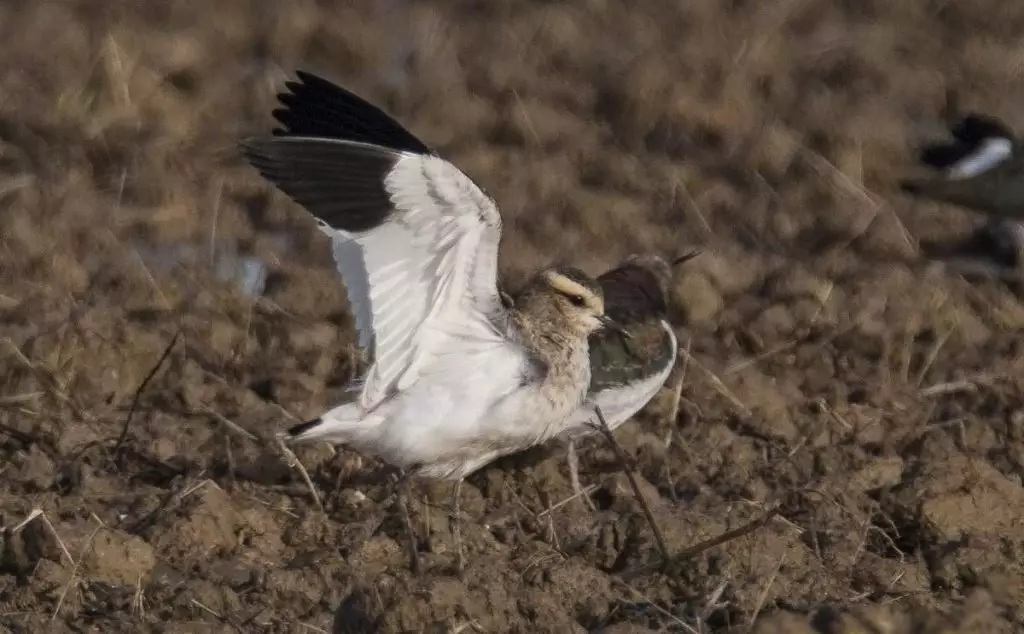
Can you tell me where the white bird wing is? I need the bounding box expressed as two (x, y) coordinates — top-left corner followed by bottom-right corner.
(948, 137), (1013, 179)
(242, 72), (507, 411)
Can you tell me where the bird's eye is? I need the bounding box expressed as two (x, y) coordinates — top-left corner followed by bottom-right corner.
(569, 295), (586, 307)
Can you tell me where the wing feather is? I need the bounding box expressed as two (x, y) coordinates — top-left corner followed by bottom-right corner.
(244, 71), (509, 410)
(328, 234), (373, 351)
(243, 136), (505, 410)
(271, 70), (432, 155)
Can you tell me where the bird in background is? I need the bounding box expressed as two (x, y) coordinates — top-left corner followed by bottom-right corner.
(900, 111), (1024, 267)
(557, 251), (698, 507)
(241, 70), (627, 574)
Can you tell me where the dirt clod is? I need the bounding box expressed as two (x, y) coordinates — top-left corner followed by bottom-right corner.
(83, 529), (156, 587)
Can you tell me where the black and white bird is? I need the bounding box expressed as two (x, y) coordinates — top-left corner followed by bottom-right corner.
(902, 113), (1016, 191)
(558, 252), (696, 503)
(241, 71), (627, 572)
(900, 112), (1024, 267)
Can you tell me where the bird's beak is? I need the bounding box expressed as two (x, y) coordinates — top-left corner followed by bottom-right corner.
(599, 314), (632, 338)
(671, 249), (701, 268)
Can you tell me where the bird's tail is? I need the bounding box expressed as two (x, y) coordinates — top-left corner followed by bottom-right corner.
(280, 401), (379, 445)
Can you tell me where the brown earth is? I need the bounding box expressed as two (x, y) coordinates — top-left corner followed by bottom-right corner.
(2, 1), (1024, 632)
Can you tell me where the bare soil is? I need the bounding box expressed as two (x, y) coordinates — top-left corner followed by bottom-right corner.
(2, 1), (1024, 632)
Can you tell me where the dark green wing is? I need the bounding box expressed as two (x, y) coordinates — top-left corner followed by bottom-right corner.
(588, 264), (675, 392)
(589, 318), (675, 391)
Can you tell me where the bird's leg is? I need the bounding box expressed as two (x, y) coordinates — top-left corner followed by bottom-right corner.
(450, 478), (465, 576)
(587, 405), (670, 565)
(566, 440), (596, 511)
(393, 469), (420, 575)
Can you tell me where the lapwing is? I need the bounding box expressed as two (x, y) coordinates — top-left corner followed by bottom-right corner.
(559, 252), (696, 506)
(241, 71), (628, 574)
(900, 112), (1024, 267)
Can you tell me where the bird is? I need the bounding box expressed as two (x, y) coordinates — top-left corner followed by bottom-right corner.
(556, 251), (698, 508)
(899, 112), (1024, 216)
(900, 112), (1024, 267)
(240, 70), (627, 574)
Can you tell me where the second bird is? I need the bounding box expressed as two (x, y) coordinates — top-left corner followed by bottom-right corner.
(557, 252), (697, 505)
(900, 112), (1024, 220)
(900, 112), (1024, 267)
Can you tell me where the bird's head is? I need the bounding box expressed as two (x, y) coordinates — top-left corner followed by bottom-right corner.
(621, 250), (701, 294)
(517, 266), (626, 338)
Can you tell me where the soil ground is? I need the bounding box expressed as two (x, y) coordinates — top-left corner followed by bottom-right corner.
(2, 1), (1024, 632)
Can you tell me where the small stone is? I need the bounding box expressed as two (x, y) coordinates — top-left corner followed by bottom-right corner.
(206, 560), (253, 588)
(753, 304), (796, 338)
(848, 456), (904, 492)
(751, 610), (816, 634)
(12, 446), (55, 491)
(83, 529), (156, 586)
(767, 267), (833, 304)
(149, 438), (178, 462)
(292, 441), (336, 471)
(672, 271), (724, 324)
(347, 535), (402, 576)
(337, 489), (369, 510)
(155, 483), (239, 564)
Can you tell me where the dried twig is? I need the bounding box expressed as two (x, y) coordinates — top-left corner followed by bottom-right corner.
(537, 483), (601, 518)
(190, 598), (223, 619)
(587, 406), (670, 565)
(275, 437), (323, 512)
(202, 405), (258, 441)
(131, 573), (146, 618)
(748, 553), (786, 626)
(113, 330), (181, 463)
(680, 350), (751, 416)
(52, 515), (105, 621)
(914, 327), (953, 387)
(920, 373), (1000, 397)
(612, 577), (699, 633)
(8, 509), (76, 567)
(623, 504), (782, 580)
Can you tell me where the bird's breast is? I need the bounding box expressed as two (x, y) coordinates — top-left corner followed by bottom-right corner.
(536, 344), (591, 412)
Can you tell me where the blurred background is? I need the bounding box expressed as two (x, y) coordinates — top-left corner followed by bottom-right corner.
(1, 1), (1023, 632)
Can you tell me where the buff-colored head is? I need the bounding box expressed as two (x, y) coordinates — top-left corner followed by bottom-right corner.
(516, 266), (625, 338)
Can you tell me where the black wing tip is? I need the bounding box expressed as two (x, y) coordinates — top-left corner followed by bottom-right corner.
(286, 417), (323, 439)
(918, 143), (967, 170)
(280, 69), (327, 96)
(276, 70), (338, 106)
(293, 69), (326, 86)
(265, 68), (433, 155)
(952, 112), (1014, 143)
(911, 112), (1015, 171)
